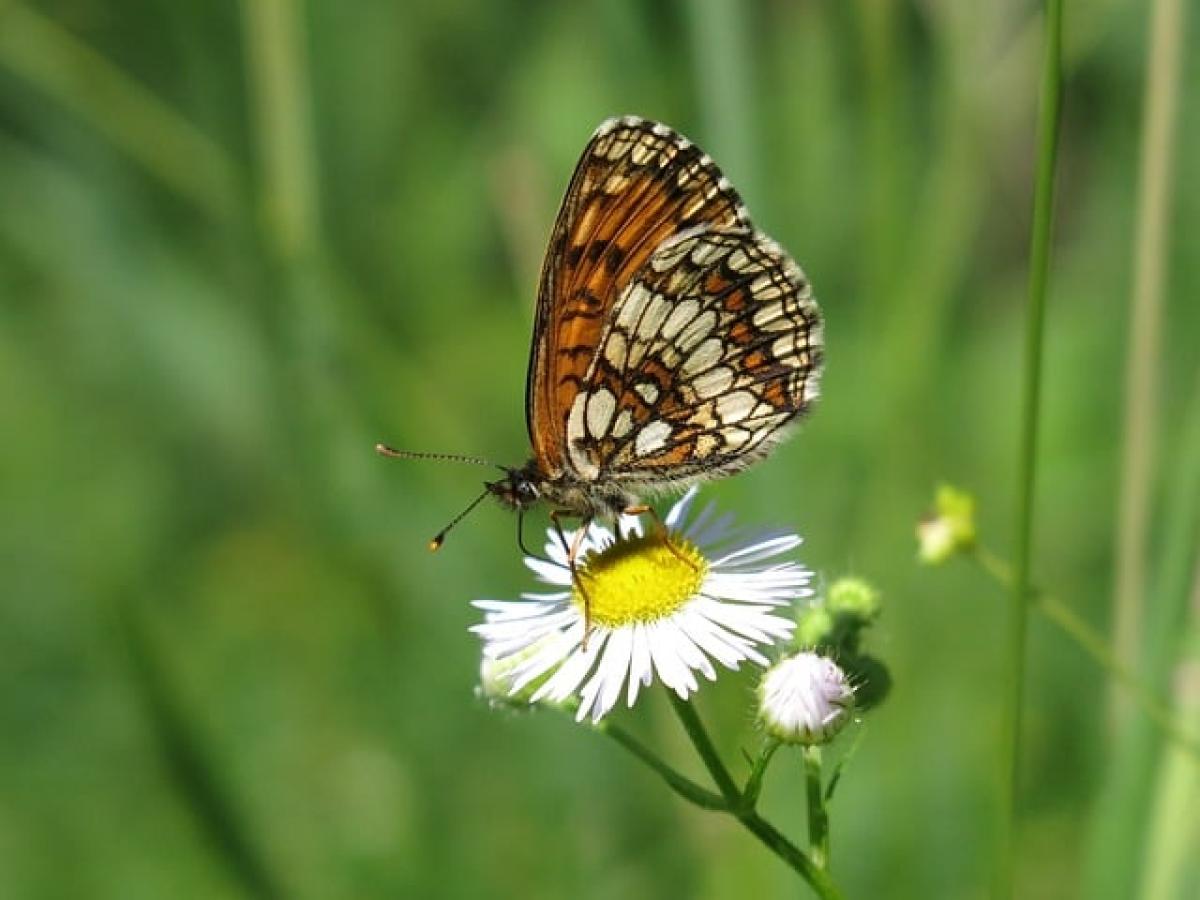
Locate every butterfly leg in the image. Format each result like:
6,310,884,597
516,509,552,563
622,504,699,572
550,510,596,647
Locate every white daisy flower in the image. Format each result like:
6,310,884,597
471,487,811,723
758,652,855,745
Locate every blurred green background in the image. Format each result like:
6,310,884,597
1,1,1197,897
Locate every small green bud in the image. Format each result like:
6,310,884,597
795,605,836,647
917,484,977,565
827,577,882,623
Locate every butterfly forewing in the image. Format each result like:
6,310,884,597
526,117,748,476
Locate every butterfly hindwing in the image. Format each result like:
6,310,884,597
562,226,823,487
526,117,748,477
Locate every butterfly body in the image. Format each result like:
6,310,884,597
486,460,636,520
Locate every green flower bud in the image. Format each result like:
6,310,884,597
917,484,977,564
827,577,882,623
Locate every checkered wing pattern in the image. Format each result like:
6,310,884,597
562,227,822,487
526,116,748,477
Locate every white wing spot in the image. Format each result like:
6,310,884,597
612,408,634,439
715,391,756,424
675,310,717,352
772,333,802,359
727,248,754,273
659,345,681,368
650,238,693,272
683,338,723,375
603,173,631,194
750,273,782,299
636,292,671,340
566,396,599,478
689,240,724,266
604,330,628,368
617,283,651,329
753,302,793,331
721,427,752,450
586,388,616,438
635,421,672,457
661,299,699,341
634,382,659,404
693,366,734,399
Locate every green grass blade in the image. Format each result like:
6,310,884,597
996,1,1065,897
0,1,240,219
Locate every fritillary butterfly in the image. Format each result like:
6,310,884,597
381,116,823,556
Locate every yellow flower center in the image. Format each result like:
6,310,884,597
572,530,709,628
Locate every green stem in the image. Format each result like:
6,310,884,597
741,739,780,811
239,0,319,260
597,720,728,811
665,693,843,899
686,0,757,202
739,811,841,899
666,692,741,804
975,547,1200,763
999,1,1064,897
804,747,830,870
1111,0,1184,729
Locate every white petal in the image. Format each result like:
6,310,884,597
626,623,653,706
667,615,717,681
665,486,700,529
647,622,698,698
579,628,634,722
692,597,795,645
532,628,606,703
525,556,572,584
710,534,803,567
506,630,580,691
690,511,736,548
472,597,561,616
673,607,754,669
478,610,579,661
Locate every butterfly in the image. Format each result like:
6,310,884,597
380,116,823,565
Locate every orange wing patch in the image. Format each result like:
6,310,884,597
526,117,748,478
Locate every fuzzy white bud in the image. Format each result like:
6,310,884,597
758,652,854,745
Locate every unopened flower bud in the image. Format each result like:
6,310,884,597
478,638,559,710
827,577,881,623
917,484,977,564
758,652,854,745
795,605,835,648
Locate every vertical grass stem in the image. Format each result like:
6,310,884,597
996,1,1064,897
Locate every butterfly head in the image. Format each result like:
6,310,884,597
485,463,543,512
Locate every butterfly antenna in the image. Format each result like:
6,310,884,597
375,443,494,467
428,487,491,552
